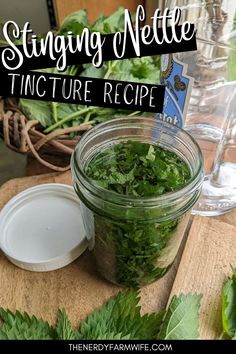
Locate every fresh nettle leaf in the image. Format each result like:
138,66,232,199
19,99,53,128
55,309,75,340
158,293,202,340
58,10,89,36
91,8,125,34
222,267,236,338
0,308,55,339
111,57,160,84
76,290,164,340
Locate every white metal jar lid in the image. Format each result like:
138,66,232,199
0,184,88,271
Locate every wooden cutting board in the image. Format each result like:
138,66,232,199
169,215,236,339
0,172,180,326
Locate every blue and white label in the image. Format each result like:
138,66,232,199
156,54,193,128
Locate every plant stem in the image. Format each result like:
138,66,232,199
69,65,78,76
52,102,58,123
104,69,112,80
44,106,95,133
104,62,114,80
84,111,92,123
128,111,141,117
219,331,226,340
80,119,96,126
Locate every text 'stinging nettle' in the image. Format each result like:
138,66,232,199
1,6,195,71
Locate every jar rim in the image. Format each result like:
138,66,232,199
71,117,204,207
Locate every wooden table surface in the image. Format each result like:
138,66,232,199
0,170,236,338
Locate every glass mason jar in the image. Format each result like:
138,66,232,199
71,118,204,287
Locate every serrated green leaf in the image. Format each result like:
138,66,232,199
222,268,236,338
76,290,164,339
58,10,89,36
109,57,160,84
19,99,53,127
0,308,55,339
92,8,125,34
158,293,202,339
55,309,75,340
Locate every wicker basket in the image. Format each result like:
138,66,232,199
0,98,93,171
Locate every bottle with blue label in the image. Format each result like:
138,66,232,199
157,53,193,128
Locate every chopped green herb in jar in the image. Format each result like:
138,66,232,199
81,141,192,288
86,141,191,197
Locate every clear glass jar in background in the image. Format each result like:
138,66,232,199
166,0,236,215
71,118,203,287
